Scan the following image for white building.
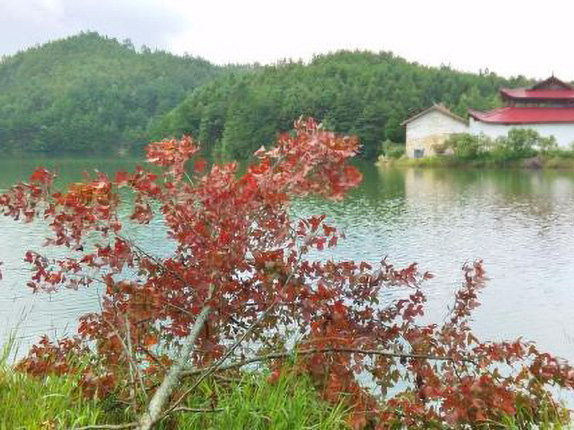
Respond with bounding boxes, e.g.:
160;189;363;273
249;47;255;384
469;76;574;148
402;76;574;158
401;104;469;158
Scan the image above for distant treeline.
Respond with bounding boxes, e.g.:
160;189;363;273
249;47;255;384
152;51;532;159
0;32;245;153
0;34;534;158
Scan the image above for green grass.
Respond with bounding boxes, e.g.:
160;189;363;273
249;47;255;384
0;335;570;430
170;370;350;430
0;367;349;430
485;396;572;430
0;335;349;430
0;340;116;430
0;366;116;430
0;336;124;429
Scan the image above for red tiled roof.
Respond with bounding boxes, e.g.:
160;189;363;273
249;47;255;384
501;88;574;100
469;107;574;124
531;76;572;90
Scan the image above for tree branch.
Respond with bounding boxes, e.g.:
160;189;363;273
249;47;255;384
136;286;214;430
162;247;307;420
71;424;137;430
182;347;478;376
169;407;224;414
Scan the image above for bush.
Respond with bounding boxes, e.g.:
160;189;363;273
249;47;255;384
446;129;563;164
445;133;491;159
3;120;574;430
502;129;539;157
381;139;405;159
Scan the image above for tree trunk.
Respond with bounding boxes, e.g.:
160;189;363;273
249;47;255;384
137;304;212;430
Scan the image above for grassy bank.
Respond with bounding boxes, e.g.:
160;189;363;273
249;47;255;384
379;130;574;169
378;152;574;169
2;361;572;429
2;356;573;429
0;358;349;430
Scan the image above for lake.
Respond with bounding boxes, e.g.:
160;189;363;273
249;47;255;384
1;157;574;368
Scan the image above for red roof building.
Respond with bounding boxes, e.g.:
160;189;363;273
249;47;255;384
469;107;574;124
469;76;574;147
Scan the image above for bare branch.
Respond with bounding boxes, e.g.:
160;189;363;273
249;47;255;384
139;343;168;373
101;318;147;404
182;347;478;377
125;314;148;402
169;406;224;414
71;423;137;430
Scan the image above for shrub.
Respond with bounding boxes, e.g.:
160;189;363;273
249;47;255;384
381;139;405;159
445;133;491;159
2;119;574;430
446;129;561;164
502;129;539;157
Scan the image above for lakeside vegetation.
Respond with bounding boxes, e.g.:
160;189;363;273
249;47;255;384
379;129;574;169
2;368;571;430
3;33;574;429
0;339;349;430
2;125;574;429
2;343;571;429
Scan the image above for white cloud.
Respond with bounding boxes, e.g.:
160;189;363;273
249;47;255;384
168;0;574;79
2;0;574;80
0;0;188;55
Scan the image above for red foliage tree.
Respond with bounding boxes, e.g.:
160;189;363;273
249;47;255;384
1;118;573;429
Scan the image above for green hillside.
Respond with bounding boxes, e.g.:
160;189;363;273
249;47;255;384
152;51;533;159
0;32;228;153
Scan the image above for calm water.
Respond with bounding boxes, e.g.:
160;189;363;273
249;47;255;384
1;158;574;367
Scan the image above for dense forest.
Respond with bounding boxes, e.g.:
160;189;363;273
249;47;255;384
0;32;237;153
0;34;534;158
152;51;532;159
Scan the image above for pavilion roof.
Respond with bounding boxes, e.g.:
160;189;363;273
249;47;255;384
500;88;574;100
501;76;574;100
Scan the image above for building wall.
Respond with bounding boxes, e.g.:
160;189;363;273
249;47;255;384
405;110;469;158
469;118;574;148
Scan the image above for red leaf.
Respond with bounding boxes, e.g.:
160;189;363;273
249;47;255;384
115;171;130;185
194;158;207;173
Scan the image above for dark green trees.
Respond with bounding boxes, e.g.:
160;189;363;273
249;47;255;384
154;51;531;159
0;36;534;159
0;32;224;153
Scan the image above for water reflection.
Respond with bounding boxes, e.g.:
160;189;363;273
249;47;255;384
1;159;574;367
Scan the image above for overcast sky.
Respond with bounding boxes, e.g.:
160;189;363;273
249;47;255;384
2;0;574;80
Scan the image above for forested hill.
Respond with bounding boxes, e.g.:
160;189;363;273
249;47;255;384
0;32;230;153
152;51;532;159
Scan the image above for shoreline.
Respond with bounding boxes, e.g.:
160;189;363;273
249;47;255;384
376;154;574;170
